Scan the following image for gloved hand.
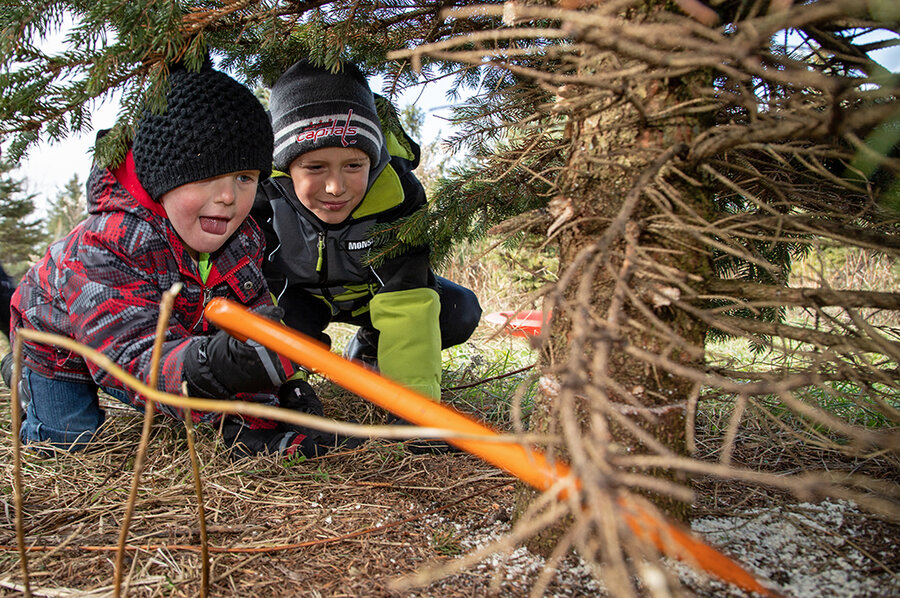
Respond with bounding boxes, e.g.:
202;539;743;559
276;379;368;457
278;377;324;417
222;416;363;461
183;305;290;398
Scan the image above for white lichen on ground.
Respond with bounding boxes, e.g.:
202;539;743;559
415;499;897;597
682;499;899;598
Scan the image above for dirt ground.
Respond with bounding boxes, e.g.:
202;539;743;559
0;389;898;598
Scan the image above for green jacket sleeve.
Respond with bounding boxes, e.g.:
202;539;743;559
369;286;442;400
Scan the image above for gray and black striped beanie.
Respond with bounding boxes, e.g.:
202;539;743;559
133;59;273;201
269;59;387;178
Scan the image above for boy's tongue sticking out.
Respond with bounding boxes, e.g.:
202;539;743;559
200;216;228;235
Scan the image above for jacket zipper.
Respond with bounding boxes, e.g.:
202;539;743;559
315;231;325;273
315;231;338;312
192;286;213;332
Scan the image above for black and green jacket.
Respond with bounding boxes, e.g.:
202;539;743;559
253;127;442;399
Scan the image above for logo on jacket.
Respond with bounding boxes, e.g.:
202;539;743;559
347;239;374;251
297;110;358;147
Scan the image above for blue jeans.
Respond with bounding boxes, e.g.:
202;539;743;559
20;367;132;452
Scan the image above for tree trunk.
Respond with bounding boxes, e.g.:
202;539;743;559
514;6;714;556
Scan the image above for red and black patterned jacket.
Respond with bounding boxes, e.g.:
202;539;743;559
10;147;282;422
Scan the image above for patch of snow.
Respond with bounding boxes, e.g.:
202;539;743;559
684;499;898;597
425;499;897;597
454;520;606;596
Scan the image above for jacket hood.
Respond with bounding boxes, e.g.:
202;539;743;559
88;148;167;222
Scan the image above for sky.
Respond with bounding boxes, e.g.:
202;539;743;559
10;30;900;214
12;76;455;214
8;13;459;210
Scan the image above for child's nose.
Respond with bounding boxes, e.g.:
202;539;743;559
325;173;345;196
215;179;237;204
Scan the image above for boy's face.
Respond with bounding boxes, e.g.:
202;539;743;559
160;171;260;259
288;146;371;224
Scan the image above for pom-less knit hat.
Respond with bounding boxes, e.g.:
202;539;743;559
133;59;274;200
269;59;388;179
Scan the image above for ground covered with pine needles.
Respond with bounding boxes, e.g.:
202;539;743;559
0;372;898;597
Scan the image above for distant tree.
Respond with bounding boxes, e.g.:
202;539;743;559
401;103;450;194
400;102;425;138
0;161;45;280
44;174;87;243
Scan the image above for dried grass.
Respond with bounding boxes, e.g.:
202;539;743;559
2;380;897;597
0;388;525;597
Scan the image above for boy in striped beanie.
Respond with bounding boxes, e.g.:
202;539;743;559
254;58;483;451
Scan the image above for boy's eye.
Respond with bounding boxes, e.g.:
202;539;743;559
237;173;258;183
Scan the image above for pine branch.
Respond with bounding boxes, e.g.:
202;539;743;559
711;314;900;357
702;280;900;311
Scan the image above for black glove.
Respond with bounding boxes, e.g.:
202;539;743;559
183;306;289;398
276;380;365;455
222;417;363;461
278;378;324;417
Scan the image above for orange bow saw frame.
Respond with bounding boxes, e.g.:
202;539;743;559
204;298;779;597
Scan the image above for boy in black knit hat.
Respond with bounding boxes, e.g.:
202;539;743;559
8;59;353;459
254;58;482;449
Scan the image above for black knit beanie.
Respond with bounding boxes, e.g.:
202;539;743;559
269;59;389;181
133;59;274;200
